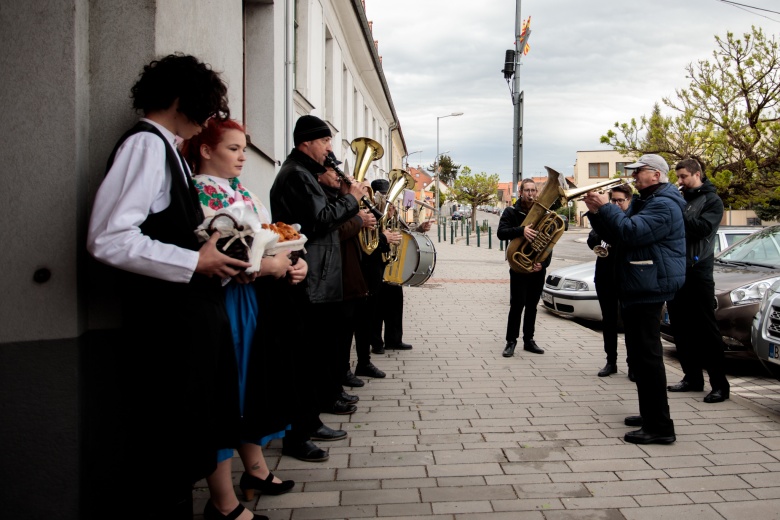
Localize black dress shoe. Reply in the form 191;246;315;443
311;424;347;442
343;370;365;388
239;471;295;500
341;391;359;404
281;440;329;462
523;340;544;354
204;500;268;520
355;362;386;378
371;344;385;355
322;399;357;415
502;341;517;357
667;380;704;392
624;428;676;445
624;415;643;427
703;388;730;403
386;342;413;350
628;370;637;382
598;363;617;377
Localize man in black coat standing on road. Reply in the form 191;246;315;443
666;158;730;403
497;178;548;357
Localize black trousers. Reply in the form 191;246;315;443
505;268;546;343
371;282;404;348
595;272;622;366
667;275;729;391
623;301;674;435
286;301;344;442
339;297;373;373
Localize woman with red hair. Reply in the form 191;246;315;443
183;119;306;520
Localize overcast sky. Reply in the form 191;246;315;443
366;0;780;185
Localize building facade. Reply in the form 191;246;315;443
0;1;404;518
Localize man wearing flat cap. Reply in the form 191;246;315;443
583;154;686;446
270;114;367;462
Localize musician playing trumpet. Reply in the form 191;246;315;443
586;183;633;379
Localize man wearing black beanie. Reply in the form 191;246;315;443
270;114;367;462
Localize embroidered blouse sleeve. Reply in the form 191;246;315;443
87;133;199;282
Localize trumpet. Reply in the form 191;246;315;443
323;154;383;220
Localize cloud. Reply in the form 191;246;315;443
366;0;776;183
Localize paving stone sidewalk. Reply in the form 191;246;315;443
197;226;780;520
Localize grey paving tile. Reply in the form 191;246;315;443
712;498;780;519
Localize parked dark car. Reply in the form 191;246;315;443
451;211;462;220
662;225;780;354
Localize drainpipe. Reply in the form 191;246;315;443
284;0;295;153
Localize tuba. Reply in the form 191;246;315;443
506;167;625;273
350;137;384;254
381;168;415;263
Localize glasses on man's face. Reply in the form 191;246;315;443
611;198;628;204
633;167;656;174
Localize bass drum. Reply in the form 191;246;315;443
383;231;437;287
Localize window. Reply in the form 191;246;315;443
616;162;630;177
589;163;609;178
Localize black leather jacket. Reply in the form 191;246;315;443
270;149;359;304
681;179;723;275
497;201;552;270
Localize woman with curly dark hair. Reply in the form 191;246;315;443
88;54;255;519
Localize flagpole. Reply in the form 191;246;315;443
512;0;523;201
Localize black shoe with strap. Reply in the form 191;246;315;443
204;500;268;520
239;471;295;501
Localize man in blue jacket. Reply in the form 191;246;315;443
584;154;686;445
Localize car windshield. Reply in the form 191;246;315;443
718;227;780;267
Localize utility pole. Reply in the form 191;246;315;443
513;0;523;202
502;1;529;204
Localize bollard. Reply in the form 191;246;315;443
443;221;447;241
437;222;441;242
477;225;480;247
489;226;492;249
450;223;454;244
499;238;503;251
466;227;469;245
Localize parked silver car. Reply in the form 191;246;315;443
542;226;760;322
751;279;780;379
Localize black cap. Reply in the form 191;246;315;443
293;115;332;147
371;179;390;194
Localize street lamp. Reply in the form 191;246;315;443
403;150;422;170
436;112;464;220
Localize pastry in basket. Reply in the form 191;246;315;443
262;222;300;242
